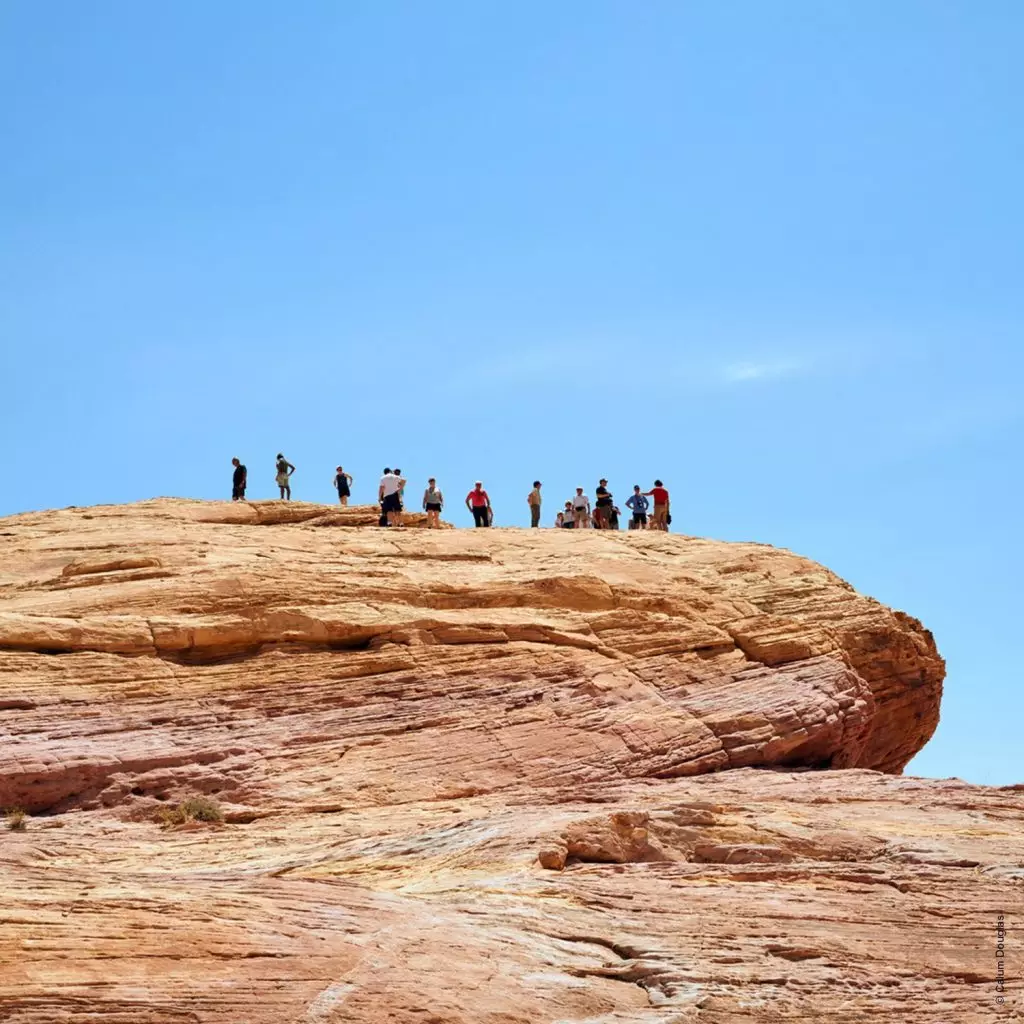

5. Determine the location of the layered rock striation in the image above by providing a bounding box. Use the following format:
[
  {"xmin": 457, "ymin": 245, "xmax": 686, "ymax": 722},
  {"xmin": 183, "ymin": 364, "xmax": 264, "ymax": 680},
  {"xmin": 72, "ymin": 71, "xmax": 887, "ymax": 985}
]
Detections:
[{"xmin": 0, "ymin": 499, "xmax": 1016, "ymax": 1023}]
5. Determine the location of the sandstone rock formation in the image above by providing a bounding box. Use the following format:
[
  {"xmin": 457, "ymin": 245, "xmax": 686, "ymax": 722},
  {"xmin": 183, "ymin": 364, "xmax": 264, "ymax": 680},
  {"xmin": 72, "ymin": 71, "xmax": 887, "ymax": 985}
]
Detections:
[{"xmin": 0, "ymin": 499, "xmax": 1018, "ymax": 1022}]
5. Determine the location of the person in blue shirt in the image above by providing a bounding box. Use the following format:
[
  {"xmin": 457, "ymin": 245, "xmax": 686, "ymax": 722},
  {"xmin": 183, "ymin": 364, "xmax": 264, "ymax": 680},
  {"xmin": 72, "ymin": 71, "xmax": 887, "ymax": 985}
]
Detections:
[{"xmin": 625, "ymin": 486, "xmax": 649, "ymax": 529}]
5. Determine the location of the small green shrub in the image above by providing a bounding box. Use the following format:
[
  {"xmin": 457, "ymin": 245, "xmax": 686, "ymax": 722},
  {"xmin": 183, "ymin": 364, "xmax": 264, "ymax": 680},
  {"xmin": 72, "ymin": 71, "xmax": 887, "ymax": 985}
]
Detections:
[
  {"xmin": 156, "ymin": 796, "xmax": 224, "ymax": 828},
  {"xmin": 180, "ymin": 796, "xmax": 224, "ymax": 822},
  {"xmin": 5, "ymin": 808, "xmax": 27, "ymax": 832}
]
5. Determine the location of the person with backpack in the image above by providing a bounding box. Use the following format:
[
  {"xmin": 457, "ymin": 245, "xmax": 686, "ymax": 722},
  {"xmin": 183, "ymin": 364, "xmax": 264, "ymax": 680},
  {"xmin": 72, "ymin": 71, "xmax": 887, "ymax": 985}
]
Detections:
[
  {"xmin": 333, "ymin": 466, "xmax": 353, "ymax": 505},
  {"xmin": 465, "ymin": 481, "xmax": 491, "ymax": 527},
  {"xmin": 231, "ymin": 458, "xmax": 247, "ymax": 501},
  {"xmin": 422, "ymin": 478, "xmax": 444, "ymax": 528},
  {"xmin": 643, "ymin": 479, "xmax": 670, "ymax": 531},
  {"xmin": 275, "ymin": 454, "xmax": 295, "ymax": 500},
  {"xmin": 625, "ymin": 486, "xmax": 649, "ymax": 529}
]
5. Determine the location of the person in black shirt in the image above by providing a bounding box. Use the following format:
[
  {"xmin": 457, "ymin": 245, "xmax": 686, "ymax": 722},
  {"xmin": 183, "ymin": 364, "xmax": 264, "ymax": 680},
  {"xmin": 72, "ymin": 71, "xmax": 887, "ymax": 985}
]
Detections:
[
  {"xmin": 594, "ymin": 478, "xmax": 613, "ymax": 529},
  {"xmin": 231, "ymin": 458, "xmax": 247, "ymax": 501},
  {"xmin": 333, "ymin": 466, "xmax": 353, "ymax": 505}
]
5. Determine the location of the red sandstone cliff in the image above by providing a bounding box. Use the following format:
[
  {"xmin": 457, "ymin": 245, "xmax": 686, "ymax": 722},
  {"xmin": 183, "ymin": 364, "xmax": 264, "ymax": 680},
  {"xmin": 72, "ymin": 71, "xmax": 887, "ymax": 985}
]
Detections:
[{"xmin": 0, "ymin": 499, "xmax": 1017, "ymax": 1023}]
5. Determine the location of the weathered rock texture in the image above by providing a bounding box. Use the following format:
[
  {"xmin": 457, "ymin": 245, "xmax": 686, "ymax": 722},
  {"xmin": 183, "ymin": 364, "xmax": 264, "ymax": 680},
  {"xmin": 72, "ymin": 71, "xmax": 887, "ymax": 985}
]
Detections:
[{"xmin": 0, "ymin": 499, "xmax": 1017, "ymax": 1022}]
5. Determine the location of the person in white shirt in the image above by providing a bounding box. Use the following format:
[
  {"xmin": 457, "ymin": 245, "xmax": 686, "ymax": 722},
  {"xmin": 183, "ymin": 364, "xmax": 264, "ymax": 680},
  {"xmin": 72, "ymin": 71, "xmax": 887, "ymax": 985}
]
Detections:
[
  {"xmin": 571, "ymin": 487, "xmax": 590, "ymax": 528},
  {"xmin": 378, "ymin": 468, "xmax": 406, "ymax": 528}
]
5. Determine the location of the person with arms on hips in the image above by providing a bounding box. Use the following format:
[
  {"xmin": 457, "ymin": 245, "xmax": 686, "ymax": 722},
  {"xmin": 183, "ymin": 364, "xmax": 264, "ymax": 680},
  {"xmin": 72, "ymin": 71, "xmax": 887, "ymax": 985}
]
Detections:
[
  {"xmin": 423, "ymin": 477, "xmax": 444, "ymax": 529},
  {"xmin": 527, "ymin": 481, "xmax": 542, "ymax": 527},
  {"xmin": 378, "ymin": 467, "xmax": 406, "ymax": 528},
  {"xmin": 465, "ymin": 481, "xmax": 491, "ymax": 527},
  {"xmin": 643, "ymin": 479, "xmax": 670, "ymax": 531},
  {"xmin": 231, "ymin": 458, "xmax": 247, "ymax": 501},
  {"xmin": 594, "ymin": 478, "xmax": 613, "ymax": 529},
  {"xmin": 625, "ymin": 485, "xmax": 649, "ymax": 529},
  {"xmin": 571, "ymin": 487, "xmax": 590, "ymax": 528},
  {"xmin": 333, "ymin": 466, "xmax": 353, "ymax": 505},
  {"xmin": 275, "ymin": 454, "xmax": 295, "ymax": 500}
]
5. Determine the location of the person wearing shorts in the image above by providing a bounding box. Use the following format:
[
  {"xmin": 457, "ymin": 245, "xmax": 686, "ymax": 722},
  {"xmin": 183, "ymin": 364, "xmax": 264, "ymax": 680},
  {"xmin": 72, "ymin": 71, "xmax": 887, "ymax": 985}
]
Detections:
[
  {"xmin": 594, "ymin": 479, "xmax": 613, "ymax": 529},
  {"xmin": 465, "ymin": 481, "xmax": 491, "ymax": 527},
  {"xmin": 231, "ymin": 458, "xmax": 247, "ymax": 501},
  {"xmin": 333, "ymin": 466, "xmax": 353, "ymax": 505},
  {"xmin": 643, "ymin": 479, "xmax": 670, "ymax": 530},
  {"xmin": 561, "ymin": 501, "xmax": 575, "ymax": 527},
  {"xmin": 571, "ymin": 488, "xmax": 590, "ymax": 528},
  {"xmin": 423, "ymin": 478, "xmax": 444, "ymax": 529},
  {"xmin": 379, "ymin": 468, "xmax": 406, "ymax": 527},
  {"xmin": 275, "ymin": 454, "xmax": 295, "ymax": 500},
  {"xmin": 625, "ymin": 486, "xmax": 649, "ymax": 529}
]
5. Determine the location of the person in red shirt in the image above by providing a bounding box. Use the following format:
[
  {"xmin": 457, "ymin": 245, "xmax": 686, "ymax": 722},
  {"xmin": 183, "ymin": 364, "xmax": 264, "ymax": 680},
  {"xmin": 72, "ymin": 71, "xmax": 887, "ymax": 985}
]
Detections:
[
  {"xmin": 465, "ymin": 481, "xmax": 492, "ymax": 528},
  {"xmin": 643, "ymin": 479, "xmax": 670, "ymax": 531}
]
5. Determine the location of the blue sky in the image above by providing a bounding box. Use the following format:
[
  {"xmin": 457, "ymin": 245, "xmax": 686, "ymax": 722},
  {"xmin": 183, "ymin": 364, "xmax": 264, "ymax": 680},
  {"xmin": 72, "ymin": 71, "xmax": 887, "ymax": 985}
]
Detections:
[{"xmin": 1, "ymin": 1, "xmax": 1021, "ymax": 784}]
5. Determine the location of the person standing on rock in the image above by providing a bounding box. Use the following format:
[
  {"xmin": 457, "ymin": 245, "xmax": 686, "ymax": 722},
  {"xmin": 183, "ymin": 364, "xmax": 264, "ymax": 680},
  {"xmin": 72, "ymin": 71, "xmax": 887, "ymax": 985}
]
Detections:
[
  {"xmin": 231, "ymin": 458, "xmax": 247, "ymax": 501},
  {"xmin": 643, "ymin": 479, "xmax": 670, "ymax": 530},
  {"xmin": 275, "ymin": 454, "xmax": 295, "ymax": 500},
  {"xmin": 561, "ymin": 499, "xmax": 575, "ymax": 527},
  {"xmin": 571, "ymin": 487, "xmax": 590, "ymax": 528},
  {"xmin": 594, "ymin": 479, "xmax": 613, "ymax": 529},
  {"xmin": 625, "ymin": 486, "xmax": 649, "ymax": 529},
  {"xmin": 465, "ymin": 481, "xmax": 491, "ymax": 527},
  {"xmin": 393, "ymin": 469, "xmax": 406, "ymax": 527},
  {"xmin": 527, "ymin": 481, "xmax": 542, "ymax": 527},
  {"xmin": 333, "ymin": 467, "xmax": 353, "ymax": 505},
  {"xmin": 378, "ymin": 467, "xmax": 405, "ymax": 528},
  {"xmin": 423, "ymin": 478, "xmax": 444, "ymax": 528}
]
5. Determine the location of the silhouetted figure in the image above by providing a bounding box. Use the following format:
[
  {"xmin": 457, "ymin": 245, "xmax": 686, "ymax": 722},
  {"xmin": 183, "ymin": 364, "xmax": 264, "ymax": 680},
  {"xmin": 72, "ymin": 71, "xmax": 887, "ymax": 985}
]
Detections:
[{"xmin": 231, "ymin": 458, "xmax": 247, "ymax": 501}]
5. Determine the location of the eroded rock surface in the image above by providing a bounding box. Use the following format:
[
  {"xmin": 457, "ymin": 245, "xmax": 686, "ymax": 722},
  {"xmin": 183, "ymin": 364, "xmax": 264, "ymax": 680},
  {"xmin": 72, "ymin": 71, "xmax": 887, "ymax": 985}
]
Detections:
[{"xmin": 1, "ymin": 499, "xmax": 1014, "ymax": 1022}]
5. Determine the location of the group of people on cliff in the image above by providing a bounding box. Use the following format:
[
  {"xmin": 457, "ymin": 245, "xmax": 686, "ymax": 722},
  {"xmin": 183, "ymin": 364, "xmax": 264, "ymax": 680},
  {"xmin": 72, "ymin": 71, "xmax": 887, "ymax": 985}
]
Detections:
[
  {"xmin": 229, "ymin": 457, "xmax": 671, "ymax": 531},
  {"xmin": 545, "ymin": 480, "xmax": 671, "ymax": 531}
]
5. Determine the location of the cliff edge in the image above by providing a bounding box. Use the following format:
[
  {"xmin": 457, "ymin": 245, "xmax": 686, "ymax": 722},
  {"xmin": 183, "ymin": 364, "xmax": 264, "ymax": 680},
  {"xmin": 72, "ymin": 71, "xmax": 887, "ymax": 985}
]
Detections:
[{"xmin": 3, "ymin": 500, "xmax": 1017, "ymax": 1023}]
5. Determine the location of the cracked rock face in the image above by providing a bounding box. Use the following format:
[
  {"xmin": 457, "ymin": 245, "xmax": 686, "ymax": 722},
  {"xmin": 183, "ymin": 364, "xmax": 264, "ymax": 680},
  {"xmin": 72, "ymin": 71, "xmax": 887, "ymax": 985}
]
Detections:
[{"xmin": 1, "ymin": 499, "xmax": 1013, "ymax": 1022}]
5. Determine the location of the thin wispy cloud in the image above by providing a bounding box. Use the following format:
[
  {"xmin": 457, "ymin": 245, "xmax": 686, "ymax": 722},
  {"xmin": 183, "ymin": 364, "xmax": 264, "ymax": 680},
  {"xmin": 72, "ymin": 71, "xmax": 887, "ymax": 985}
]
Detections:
[
  {"xmin": 450, "ymin": 335, "xmax": 884, "ymax": 398},
  {"xmin": 721, "ymin": 357, "xmax": 811, "ymax": 384}
]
